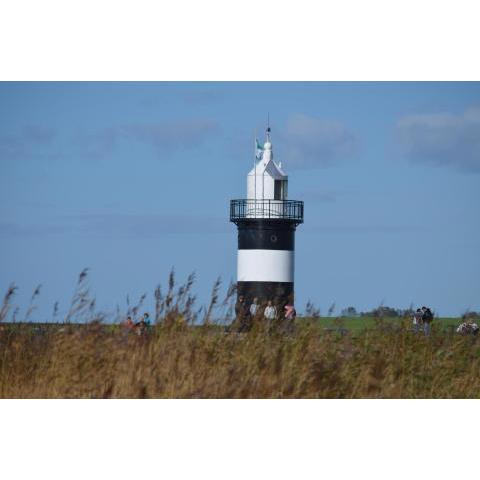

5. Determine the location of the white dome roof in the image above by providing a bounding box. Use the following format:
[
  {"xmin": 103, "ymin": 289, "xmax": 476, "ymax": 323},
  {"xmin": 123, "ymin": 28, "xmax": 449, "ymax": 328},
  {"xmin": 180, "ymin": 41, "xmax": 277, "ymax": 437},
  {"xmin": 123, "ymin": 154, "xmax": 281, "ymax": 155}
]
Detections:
[{"xmin": 263, "ymin": 141, "xmax": 272, "ymax": 150}]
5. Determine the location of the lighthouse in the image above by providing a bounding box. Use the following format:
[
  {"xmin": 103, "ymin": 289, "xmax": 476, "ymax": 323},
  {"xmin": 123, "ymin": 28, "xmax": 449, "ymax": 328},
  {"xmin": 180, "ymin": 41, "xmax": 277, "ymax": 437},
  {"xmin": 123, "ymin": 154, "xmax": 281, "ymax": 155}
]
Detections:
[{"xmin": 230, "ymin": 126, "xmax": 304, "ymax": 309}]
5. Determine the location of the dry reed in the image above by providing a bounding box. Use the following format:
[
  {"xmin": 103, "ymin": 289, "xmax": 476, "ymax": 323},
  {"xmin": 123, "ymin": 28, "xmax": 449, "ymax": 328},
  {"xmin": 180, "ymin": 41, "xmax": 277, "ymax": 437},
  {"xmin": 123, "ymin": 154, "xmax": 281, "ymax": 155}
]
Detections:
[{"xmin": 0, "ymin": 272, "xmax": 478, "ymax": 398}]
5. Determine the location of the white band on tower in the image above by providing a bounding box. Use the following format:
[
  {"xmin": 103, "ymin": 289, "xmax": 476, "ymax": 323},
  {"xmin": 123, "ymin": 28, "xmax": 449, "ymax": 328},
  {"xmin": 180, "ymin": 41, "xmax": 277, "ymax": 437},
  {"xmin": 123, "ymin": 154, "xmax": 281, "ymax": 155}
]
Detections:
[{"xmin": 237, "ymin": 249, "xmax": 294, "ymax": 283}]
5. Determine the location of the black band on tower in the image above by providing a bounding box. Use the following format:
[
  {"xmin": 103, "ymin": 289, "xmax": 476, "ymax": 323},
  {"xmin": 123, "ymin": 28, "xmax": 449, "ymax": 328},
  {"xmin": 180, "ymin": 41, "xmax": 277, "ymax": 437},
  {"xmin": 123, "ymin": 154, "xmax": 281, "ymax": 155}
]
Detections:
[{"xmin": 237, "ymin": 219, "xmax": 296, "ymax": 251}]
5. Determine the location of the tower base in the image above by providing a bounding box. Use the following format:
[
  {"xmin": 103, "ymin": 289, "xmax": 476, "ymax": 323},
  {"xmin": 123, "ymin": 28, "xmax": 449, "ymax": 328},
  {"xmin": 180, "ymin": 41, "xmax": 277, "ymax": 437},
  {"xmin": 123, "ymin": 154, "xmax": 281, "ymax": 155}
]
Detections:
[{"xmin": 237, "ymin": 281, "xmax": 293, "ymax": 307}]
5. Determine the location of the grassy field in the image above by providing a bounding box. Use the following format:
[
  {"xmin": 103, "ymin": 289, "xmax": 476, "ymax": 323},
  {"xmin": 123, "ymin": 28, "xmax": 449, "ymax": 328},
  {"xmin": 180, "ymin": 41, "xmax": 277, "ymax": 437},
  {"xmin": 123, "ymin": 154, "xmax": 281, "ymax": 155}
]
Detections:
[
  {"xmin": 1, "ymin": 272, "xmax": 477, "ymax": 399},
  {"xmin": 0, "ymin": 317, "xmax": 478, "ymax": 399},
  {"xmin": 308, "ymin": 316, "xmax": 461, "ymax": 332},
  {"xmin": 0, "ymin": 315, "xmax": 464, "ymax": 331}
]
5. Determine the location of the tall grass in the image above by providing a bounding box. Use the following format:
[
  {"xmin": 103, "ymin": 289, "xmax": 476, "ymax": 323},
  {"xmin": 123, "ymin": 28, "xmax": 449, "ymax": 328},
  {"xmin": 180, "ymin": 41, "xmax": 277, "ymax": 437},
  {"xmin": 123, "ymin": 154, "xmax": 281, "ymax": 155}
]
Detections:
[{"xmin": 0, "ymin": 272, "xmax": 478, "ymax": 398}]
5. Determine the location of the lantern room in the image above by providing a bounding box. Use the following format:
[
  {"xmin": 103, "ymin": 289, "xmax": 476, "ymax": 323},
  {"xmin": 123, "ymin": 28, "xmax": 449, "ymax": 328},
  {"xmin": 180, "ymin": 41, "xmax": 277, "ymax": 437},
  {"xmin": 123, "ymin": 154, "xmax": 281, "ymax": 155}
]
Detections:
[{"xmin": 247, "ymin": 138, "xmax": 288, "ymax": 201}]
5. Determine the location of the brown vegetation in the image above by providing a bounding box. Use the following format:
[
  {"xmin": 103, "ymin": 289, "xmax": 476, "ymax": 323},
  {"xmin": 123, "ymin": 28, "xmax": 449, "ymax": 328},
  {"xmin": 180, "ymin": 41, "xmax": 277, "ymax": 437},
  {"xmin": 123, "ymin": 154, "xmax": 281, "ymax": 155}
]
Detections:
[
  {"xmin": 1, "ymin": 271, "xmax": 479, "ymax": 399},
  {"xmin": 1, "ymin": 321, "xmax": 479, "ymax": 398}
]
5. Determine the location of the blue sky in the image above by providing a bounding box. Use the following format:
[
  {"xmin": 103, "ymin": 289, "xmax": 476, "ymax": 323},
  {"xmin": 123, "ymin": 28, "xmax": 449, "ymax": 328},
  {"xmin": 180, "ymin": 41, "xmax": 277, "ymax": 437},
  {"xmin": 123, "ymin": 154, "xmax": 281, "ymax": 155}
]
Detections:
[{"xmin": 0, "ymin": 82, "xmax": 479, "ymax": 319}]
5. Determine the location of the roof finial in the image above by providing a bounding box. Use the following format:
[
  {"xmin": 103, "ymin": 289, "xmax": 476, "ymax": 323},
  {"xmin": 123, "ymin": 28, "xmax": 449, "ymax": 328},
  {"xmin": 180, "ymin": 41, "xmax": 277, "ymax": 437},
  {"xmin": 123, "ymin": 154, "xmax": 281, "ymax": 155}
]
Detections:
[{"xmin": 266, "ymin": 112, "xmax": 271, "ymax": 143}]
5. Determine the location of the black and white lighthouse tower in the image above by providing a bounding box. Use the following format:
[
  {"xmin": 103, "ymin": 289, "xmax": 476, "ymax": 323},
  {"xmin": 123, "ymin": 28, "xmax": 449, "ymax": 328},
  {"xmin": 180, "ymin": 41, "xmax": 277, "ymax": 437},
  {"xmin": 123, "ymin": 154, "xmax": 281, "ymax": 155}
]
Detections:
[{"xmin": 230, "ymin": 126, "xmax": 304, "ymax": 308}]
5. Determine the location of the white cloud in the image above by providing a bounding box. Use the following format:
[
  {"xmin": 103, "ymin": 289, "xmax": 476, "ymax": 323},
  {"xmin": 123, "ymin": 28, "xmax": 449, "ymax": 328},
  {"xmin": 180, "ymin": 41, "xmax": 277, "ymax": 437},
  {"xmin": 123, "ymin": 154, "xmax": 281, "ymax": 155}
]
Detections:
[
  {"xmin": 0, "ymin": 125, "xmax": 56, "ymax": 161},
  {"xmin": 280, "ymin": 113, "xmax": 358, "ymax": 169},
  {"xmin": 123, "ymin": 119, "xmax": 219, "ymax": 153},
  {"xmin": 396, "ymin": 106, "xmax": 480, "ymax": 172},
  {"xmin": 70, "ymin": 118, "xmax": 220, "ymax": 160}
]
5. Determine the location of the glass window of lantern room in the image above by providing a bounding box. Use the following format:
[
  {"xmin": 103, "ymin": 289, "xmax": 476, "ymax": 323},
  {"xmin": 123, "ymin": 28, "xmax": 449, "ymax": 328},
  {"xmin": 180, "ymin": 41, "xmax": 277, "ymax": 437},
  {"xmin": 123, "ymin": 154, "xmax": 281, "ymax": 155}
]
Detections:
[
  {"xmin": 274, "ymin": 180, "xmax": 287, "ymax": 200},
  {"xmin": 274, "ymin": 180, "xmax": 281, "ymax": 200}
]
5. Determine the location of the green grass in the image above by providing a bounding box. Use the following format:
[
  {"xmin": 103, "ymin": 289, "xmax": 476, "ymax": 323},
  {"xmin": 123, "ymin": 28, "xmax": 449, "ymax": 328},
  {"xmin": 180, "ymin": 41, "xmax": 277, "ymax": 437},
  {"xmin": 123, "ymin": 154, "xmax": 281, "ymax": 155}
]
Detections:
[
  {"xmin": 1, "ymin": 316, "xmax": 463, "ymax": 334},
  {"xmin": 299, "ymin": 316, "xmax": 461, "ymax": 332}
]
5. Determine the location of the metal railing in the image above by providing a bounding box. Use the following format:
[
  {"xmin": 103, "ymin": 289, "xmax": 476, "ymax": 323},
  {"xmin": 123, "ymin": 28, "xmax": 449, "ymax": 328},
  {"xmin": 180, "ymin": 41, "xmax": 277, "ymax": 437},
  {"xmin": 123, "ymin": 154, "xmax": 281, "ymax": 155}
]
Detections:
[{"xmin": 230, "ymin": 199, "xmax": 304, "ymax": 224}]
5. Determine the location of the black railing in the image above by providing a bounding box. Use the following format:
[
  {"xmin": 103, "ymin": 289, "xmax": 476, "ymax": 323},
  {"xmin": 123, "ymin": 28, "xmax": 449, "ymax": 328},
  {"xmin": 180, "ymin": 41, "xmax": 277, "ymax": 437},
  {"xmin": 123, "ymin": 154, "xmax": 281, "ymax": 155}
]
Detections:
[{"xmin": 230, "ymin": 199, "xmax": 304, "ymax": 224}]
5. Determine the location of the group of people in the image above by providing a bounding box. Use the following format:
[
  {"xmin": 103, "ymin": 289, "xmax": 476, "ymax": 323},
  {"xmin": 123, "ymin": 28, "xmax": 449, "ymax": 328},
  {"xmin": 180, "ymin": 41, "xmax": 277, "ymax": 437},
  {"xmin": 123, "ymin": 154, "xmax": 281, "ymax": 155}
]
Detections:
[
  {"xmin": 234, "ymin": 296, "xmax": 296, "ymax": 333},
  {"xmin": 122, "ymin": 312, "xmax": 151, "ymax": 336},
  {"xmin": 412, "ymin": 306, "xmax": 480, "ymax": 336},
  {"xmin": 412, "ymin": 306, "xmax": 434, "ymax": 335}
]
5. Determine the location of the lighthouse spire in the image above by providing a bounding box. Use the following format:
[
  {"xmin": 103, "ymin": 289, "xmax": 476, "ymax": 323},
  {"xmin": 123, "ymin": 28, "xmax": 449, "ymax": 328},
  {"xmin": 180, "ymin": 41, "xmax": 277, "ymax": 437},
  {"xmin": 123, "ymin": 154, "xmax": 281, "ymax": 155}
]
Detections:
[{"xmin": 266, "ymin": 113, "xmax": 271, "ymax": 143}]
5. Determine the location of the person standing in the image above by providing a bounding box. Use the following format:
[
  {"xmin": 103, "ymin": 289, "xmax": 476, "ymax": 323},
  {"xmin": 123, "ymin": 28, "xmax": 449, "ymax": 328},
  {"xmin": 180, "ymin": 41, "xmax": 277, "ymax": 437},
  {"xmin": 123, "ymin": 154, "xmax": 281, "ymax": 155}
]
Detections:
[
  {"xmin": 235, "ymin": 296, "xmax": 246, "ymax": 318},
  {"xmin": 122, "ymin": 316, "xmax": 134, "ymax": 332},
  {"xmin": 284, "ymin": 304, "xmax": 296, "ymax": 320},
  {"xmin": 283, "ymin": 304, "xmax": 297, "ymax": 334},
  {"xmin": 135, "ymin": 316, "xmax": 147, "ymax": 336},
  {"xmin": 250, "ymin": 297, "xmax": 259, "ymax": 317},
  {"xmin": 422, "ymin": 306, "xmax": 434, "ymax": 336},
  {"xmin": 263, "ymin": 300, "xmax": 277, "ymax": 331},
  {"xmin": 235, "ymin": 296, "xmax": 250, "ymax": 332},
  {"xmin": 412, "ymin": 308, "xmax": 423, "ymax": 333}
]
